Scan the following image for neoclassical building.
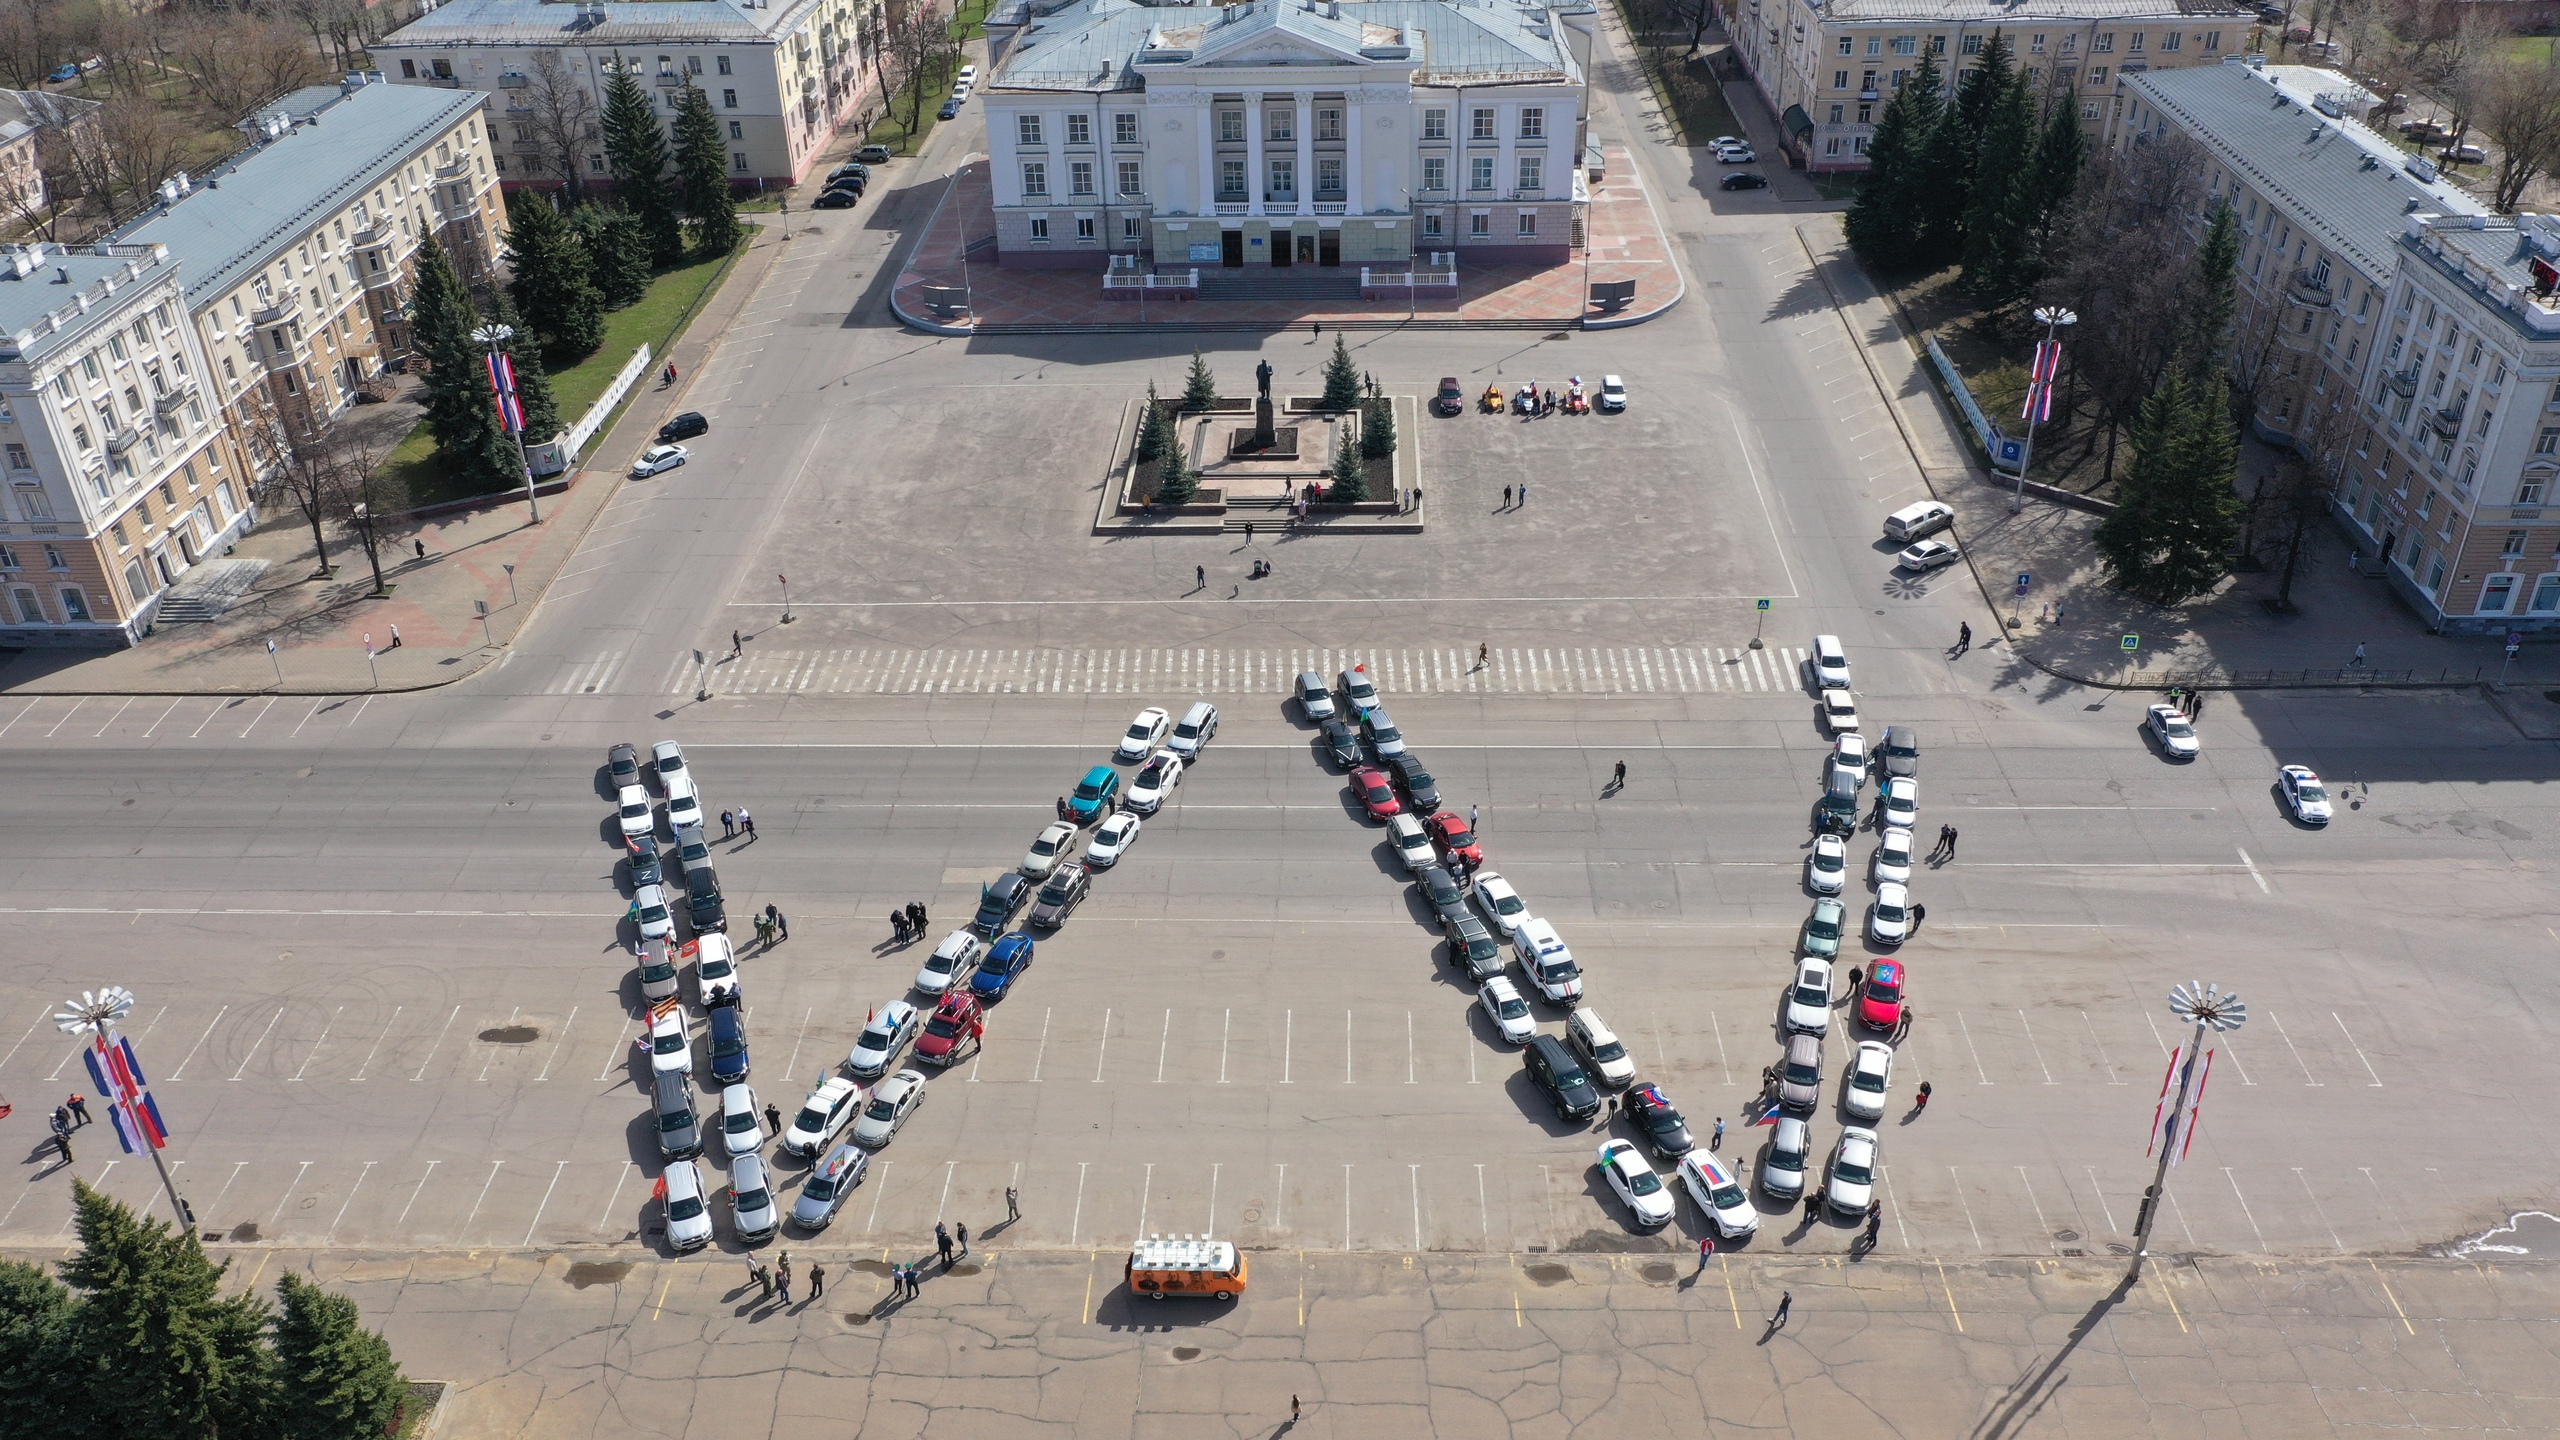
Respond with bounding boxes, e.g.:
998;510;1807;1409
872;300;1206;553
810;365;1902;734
982;0;1596;269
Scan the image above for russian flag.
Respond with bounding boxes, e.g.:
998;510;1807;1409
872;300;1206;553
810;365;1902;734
85;1039;170;1153
486;352;525;435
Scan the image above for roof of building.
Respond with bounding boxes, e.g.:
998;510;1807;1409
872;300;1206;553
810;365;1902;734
382;0;815;47
2405;214;2560;339
992;0;1574;92
113;80;484;309
1814;0;2250;20
0;245;179;366
0;89;99;149
2124;59;2484;282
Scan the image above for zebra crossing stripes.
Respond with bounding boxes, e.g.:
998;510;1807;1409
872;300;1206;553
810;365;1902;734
606;646;1816;698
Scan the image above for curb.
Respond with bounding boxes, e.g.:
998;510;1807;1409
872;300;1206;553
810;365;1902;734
891;161;980;338
1582;143;1685;331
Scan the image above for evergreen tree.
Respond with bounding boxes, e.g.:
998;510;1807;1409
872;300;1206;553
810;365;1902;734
2180;199;2241;383
413;237;515;483
1959;71;2038;304
571;203;653;309
1319;333;1362;410
1914;97;1976;263
2096;372;2242;603
58;1180;276;1440
1844;51;1943;270
1135;381;1171;462
1181;348;1219;410
2024;88;2086;246
505;190;606;361
601;62;683;265
490;291;562;440
271;1273;407;1440
1152;422;1196;506
672;83;743;260
1323;424;1368;502
0;1258;83;1433
1361;374;1397;459
1952;30;2016;150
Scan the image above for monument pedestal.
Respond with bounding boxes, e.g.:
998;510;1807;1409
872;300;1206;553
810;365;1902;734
1226;397;1298;458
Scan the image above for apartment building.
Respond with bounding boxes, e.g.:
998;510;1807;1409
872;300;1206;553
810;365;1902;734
0;89;101;217
0;244;239;649
376;0;883;190
2120;60;2560;632
980;0;1594;270
1725;0;2252;174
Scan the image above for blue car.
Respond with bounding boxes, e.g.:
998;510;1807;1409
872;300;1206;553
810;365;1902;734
708;1005;749;1083
972;933;1035;1000
1067;765;1119;823
48;64;78;83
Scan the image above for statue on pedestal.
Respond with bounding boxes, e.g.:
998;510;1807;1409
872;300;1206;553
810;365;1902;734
1253;358;1276;445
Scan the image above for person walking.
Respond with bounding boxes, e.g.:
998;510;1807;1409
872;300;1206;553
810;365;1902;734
388;624;403;649
1006;1186;1021;1222
809;1262;825;1299
1909;902;1925;934
936;1221;955;1267
764;1101;782;1136
1770;1290;1793;1330
1941;828;1957;860
52;1104;72;1135
1502;484;1513;509
2350;641;2368;668
1932;823;1952;860
1711;1117;1725;1151
1469;804;1480;830
732;629;743;656
1698;1234;1716;1271
740;809;756;839
1195;565;1206;590
413;538;427;561
1913;1080;1932;1114
1957;621;1971;654
1864;1202;1883;1246
1518;481;1529;506
1244;522;1256;546
1477;642;1490;669
721;810;737;840
1893;1008;1914;1043
1611;759;1626;789
955;1221;970;1258
750;1257;772;1300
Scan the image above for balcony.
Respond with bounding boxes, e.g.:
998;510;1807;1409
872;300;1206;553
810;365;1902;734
436;161;470;181
1314;197;1346;214
2288;269;2333;307
103;425;142;456
427;74;461;88
497;72;529;89
2384;368;2419;397
1214;198;1249;214
152;378;197;416
250;297;299;326
1510;187;1544;200
2428;406;2465;438
1858;88;1879;101
653;73;683;87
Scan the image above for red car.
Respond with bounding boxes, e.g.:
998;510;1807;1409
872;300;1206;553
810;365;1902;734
1432;376;1464;416
1856;959;1904;1030
1426;811;1482;869
1354;768;1402;820
915;993;984;1066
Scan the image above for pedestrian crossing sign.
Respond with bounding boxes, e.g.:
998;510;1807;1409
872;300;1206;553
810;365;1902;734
1755;599;1771;612
2121;634;2140;651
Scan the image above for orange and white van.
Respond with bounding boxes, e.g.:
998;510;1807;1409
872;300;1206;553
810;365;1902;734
1126;1235;1247;1301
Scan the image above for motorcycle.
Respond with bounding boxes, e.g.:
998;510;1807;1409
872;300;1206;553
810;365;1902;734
1480;384;1505;413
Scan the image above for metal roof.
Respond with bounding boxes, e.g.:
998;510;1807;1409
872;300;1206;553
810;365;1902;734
2123;60;2484;284
381;0;812;46
115;82;485;308
0;246;178;365
1814;0;2251;21
1129;1235;1239;1270
993;0;1572;93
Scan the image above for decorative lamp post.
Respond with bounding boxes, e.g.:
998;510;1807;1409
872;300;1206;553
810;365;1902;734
2130;980;2245;1278
2012;305;2077;515
470;323;541;523
54;987;194;1231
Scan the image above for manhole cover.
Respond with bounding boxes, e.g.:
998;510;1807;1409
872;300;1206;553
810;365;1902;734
229;1222;260;1242
2055;1230;2080;1242
1523;1262;1572;1287
478;1026;540;1044
564;1261;632;1289
1639;1262;1678;1284
2107;1243;2132;1255
1242;1208;1262;1223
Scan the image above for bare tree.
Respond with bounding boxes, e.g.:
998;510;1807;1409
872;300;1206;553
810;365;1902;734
234;382;387;583
59;94;189;227
169;11;328;123
2467;51;2560;211
514;49;599;205
883;1;957;136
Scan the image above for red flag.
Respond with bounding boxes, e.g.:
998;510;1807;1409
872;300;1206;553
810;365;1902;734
652;1175;669;1202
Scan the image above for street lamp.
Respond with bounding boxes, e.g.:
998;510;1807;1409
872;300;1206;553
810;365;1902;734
54;986;194;1232
2011;305;2078;515
2129;980;2245;1278
469;323;542;524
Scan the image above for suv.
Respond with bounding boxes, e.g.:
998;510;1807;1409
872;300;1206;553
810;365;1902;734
684;863;726;933
1566;1009;1636;1088
1814;774;1858;834
1358;707;1406;761
1433;376;1464;416
1028;863;1089;928
1318;721;1361;769
653;1070;701;1159
918;928;986;995
1523;1035;1602;1121
853;144;894;164
1444;913;1504;980
1067;765;1120;823
972;875;1032;938
658;411;708;442
1167;702;1219;758
1294;671;1337;720
1776;1032;1823;1112
1385;754;1440;810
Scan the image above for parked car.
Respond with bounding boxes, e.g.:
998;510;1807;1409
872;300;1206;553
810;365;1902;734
1318;720;1361;770
937;98;960;119
608;742;642;788
631;443;689;477
692;934;740;1008
707;1004;750;1083
1720;172;1769;191
1677;1151;1759;1237
852;1068;927;1146
1598;375;1628;412
720;1082;764;1157
1567;1008;1637;1089
1116;706;1171;760
616;784;655;840
1293;672;1338;719
914;992;984;1066
1827;1127;1881;1215
1385;753;1440;810
1085;812;1141;868
1471;870;1528;937
1897;538;1960;572
2147;704;2199;759
728;1152;779;1243
972;932;1035;999
1027;863;1090;928
1844;1040;1895;1120
660;1158;713;1251
848;1000;921;1078
780;1076;862;1157
658;411;708;442
917;928;985;995
1776;1032;1824;1112
1125;752;1183;813
1808;832;1848;894
653;1070;700;1159
1067;765;1120;823
1597;1138;1675;1229
1623;1082;1695;1158
1716;145;1758;164
638;939;679;1002
1524;1034;1602;1120
811;188;861;209
853;144;894;164
1761;1114;1812;1199
971;876;1031;937
791;1142;871;1231
1021;821;1079;878
1444;912;1505;980
1337;664;1381;715
1857;958;1906;1031
2280;764;2332;824
1432;376;1465;416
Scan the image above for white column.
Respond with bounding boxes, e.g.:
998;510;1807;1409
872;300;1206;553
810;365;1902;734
1345;93;1364;213
1246;92;1266;216
1195;93;1215;213
1295;90;1314;211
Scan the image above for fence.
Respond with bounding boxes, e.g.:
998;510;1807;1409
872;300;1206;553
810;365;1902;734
1923;335;1999;454
1102;269;1199;290
2109;665;2540;691
539;343;654;475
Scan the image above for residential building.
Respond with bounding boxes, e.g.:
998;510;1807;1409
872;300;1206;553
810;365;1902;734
980;0;1594;271
0;89;101;220
1724;0;2252;173
0;243;239;649
375;0;883;190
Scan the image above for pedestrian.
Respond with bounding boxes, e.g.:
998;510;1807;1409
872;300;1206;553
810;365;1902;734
1957;621;1971;654
1477;642;1490;668
1006;1186;1021;1222
1865;1203;1883;1242
1711;1117;1725;1151
2191;691;2205;720
910;901;927;931
1771;1290;1792;1329
766;903;787;941
1909;902;1925;934
754;916;772;947
722;810;736;839
810;1262;825;1299
1245;522;1256;545
764;1102;782;1135
1502;484;1513;509
1804;1192;1822;1223
52;1105;71;1134
1914;1080;1932;1113
956;1221;970;1258
1698;1234;1716;1271
740;809;755;838
1894;1009;1913;1043
53;1131;71;1164
936;1221;955;1267
413;538;427;561
1612;759;1626;789
1056;796;1069;820
69;1094;90;1126
2350;641;2367;668
891;910;910;943
1942;828;1957;859
1933;823;1953;859
1469;803;1480;829
732;629;743;656
1312;320;1322;337
1292;1396;1301;1421
909;1263;924;1298
388;624;403;649
1196;564;1206;589
2053;600;2065;624
751;1257;772;1299
1846;965;1863;998
775;1262;792;1304
665;362;678;387
627;899;641;925
1518;481;1528;505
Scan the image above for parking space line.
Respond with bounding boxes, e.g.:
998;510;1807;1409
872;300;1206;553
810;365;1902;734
1217;1008;1231;1083
1956;1011;1993;1084
43;698;86;737
1343;1009;1353;1084
138;698;182;738
2360;1167;2415;1248
327;1161;377;1242
2235;846;2270;893
0;1001;54;1073
1133;1162;1152;1236
1406;1011;1416;1083
286;1007;341;1081
535;1007;577;1082
1153;1009;1171;1083
88;697;134;737
2332;1013;2384;1085
346;1006;399;1082
1067;1161;1086;1245
782;1006;812;1084
458;1161;503;1239
1281;1009;1293;1083
2294;1168;2346;1253
2222;1168;2269;1250
1879;1165;1914;1249
594;1009;638;1082
266;1161;314;1225
521;1161;571;1246
227;1008;284;1081
1091;1007;1112;1082
237;696;277;739
477;1007;519;1082
2265;1011;2322;1085
1948;1166;1985;1250
1029;1006;1051;1082
1475;1164;1490;1249
596;1162;634;1233
2081;1011;2125;1084
864;1160;894;1233
2017;1010;2055;1084
288;699;330;737
1410;1165;1424;1252
0;697;44;736
188;700;233;739
2015;1167;2054;1245
2082;1167;2119;1234
203;1161;249;1224
411;1005;461;1082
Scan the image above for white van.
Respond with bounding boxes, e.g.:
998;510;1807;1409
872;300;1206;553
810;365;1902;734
1511;918;1583;1003
1883;500;1954;543
1167;701;1219;758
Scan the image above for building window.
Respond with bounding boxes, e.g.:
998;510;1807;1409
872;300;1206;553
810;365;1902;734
732;152;747;172
1219;159;1245;198
3;444;24;470
1029;216;1048;239
400;58;416;77
2088;68;2108;86
1068;113;1092;145
1317;157;1342;197
1469;211;1490;236
2129;31;2146;51
2030;33;2047;52
1826;137;1843;156
2160;30;2181;50
2506;530;2531;556
44;544;65;569
2096;33;2116;52
717;55;731;74
723;88;738;108
686;55;703;73
1470;156;1494;191
1893;36;1916;54
1424;212;1442;237
58;587;86;622
1829;104;1844;124
1517;157;1541;192
1857;103;1873;123
591;155;607;173
1019;115;1044;146
729;121;743;139
1123;215;1141;241
1266;109;1290;142
1423;156;1446;191
1023;162;1048;195
2481;573;2518;613
1962;34;1982;54
1219;110;1244;143
1517;212;1535;236
1835;71;1850;89
1115;112;1139;144
2522;480;2548;504
1070;161;1094;196
2536;575;2560;611
1077;216;1096;240
1269;158;1295;197
1471;108;1495;140
1117;160;1142;195
1867;37;1883;55
1423;109;1447;140
1519;107;1544;139
1317;108;1343;141
1837;36;1853;55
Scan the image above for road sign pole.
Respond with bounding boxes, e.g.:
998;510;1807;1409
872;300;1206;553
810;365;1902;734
1750;598;1769;649
780;573;793;625
504;563;519;608
265;636;283;686
476;598;493;648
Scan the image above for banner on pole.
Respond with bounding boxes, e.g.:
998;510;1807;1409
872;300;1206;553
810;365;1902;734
485;352;526;436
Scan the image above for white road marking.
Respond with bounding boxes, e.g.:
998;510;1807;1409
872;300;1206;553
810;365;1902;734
458;1161;504;1240
1133;1162;1152;1237
43;698;85;737
536;1006;577;1081
2265;1010;2323;1086
227;1008;285;1081
2224;1168;2270;1250
1956;1010;1993;1084
1030;1006;1051;1082
327;1161;377;1242
348;1005;399;1082
267;1161;314;1224
410;1005;462;1082
89;697;134;737
2081;1011;2126;1084
1066;1160;1086;1246
2333;1013;2384;1086
2017;1009;2056;1085
2235;846;2269;893
1948;1165;1985;1250
286;1006;342;1081
595;1162;635;1232
1091;1007;1112;1082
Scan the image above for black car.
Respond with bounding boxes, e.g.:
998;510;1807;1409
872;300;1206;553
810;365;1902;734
822;175;864;197
658;412;708;442
627;834;664;889
608;742;642;787
829;161;870;182
1524;1035;1601;1121
675;824;711;871
1720;172;1769;192
1385;753;1440;810
1879;724;1919;779
1415;864;1469;927
973;873;1031;937
811;189;861;209
1028;865;1088;928
1318;720;1360;770
684;865;726;932
938;98;960;119
1432;376;1464;416
1444;913;1503;980
1623;1082;1695;1158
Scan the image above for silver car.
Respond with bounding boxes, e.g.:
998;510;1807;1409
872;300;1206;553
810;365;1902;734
1294;671;1337;720
848;1000;921;1078
791;1142;872;1231
729;1152;778;1243
1777;1032;1824;1111
852;1068;927;1147
1760;1114;1811;1200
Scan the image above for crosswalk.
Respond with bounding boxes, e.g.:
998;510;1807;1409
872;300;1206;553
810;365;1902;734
588;646;1821;699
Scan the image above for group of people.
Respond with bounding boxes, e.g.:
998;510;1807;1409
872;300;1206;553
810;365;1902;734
44;1093;91;1161
886;899;931;944
752;903;789;947
1509;378;1589;416
743;1250;815;1303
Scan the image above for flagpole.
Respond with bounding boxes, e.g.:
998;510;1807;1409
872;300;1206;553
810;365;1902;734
55;988;194;1232
472;324;541;524
2130;982;2244;1281
2013;306;2078;515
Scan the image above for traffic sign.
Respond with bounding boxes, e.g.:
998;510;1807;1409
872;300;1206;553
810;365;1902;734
2509;631;2525;647
1995;436;2026;468
1755;598;1771;612
2121;634;2140;652
2015;572;2031;596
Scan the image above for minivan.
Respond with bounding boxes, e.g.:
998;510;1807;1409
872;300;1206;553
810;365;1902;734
1167;702;1218;758
1882;500;1954;544
1524;1035;1602;1120
1511;918;1582;1004
653;1070;701;1158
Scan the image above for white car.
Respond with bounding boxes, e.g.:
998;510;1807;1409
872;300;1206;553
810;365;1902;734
1811;634;1852;689
1808;832;1848;894
955;63;978;85
1387;813;1436;872
1022;821;1079;878
1597;1139;1675;1229
1567;1008;1637;1088
1478;976;1536;1046
728;1151;778;1243
633;882;674;941
1085;811;1141;867
660;1157;712;1251
847;1000;920;1079
1761;1114;1812;1199
720;1082;764;1157
1821;688;1860;735
2148;704;2199;760
2280;764;2331;824
1125;751;1183;814
1873;827;1914;885
664;789;704;836
1869;882;1912;945
1785;957;1834;1035
616;784;655;839
652;740;695;798
1677;1152;1760;1237
1115;707;1171;761
915;930;984;998
1715;145;1758;164
1876;775;1918;831
1827;1126;1880;1216
630;443;689;478
1598;374;1628;412
692;934;740;1008
781;1075;863;1156
1897;538;1961;572
1471;870;1529;938
1844;1040;1894;1120
1829;732;1869;788
647;1007;691;1076
852;1068;927;1147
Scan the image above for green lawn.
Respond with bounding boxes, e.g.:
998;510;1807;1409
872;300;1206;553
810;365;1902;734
2499;35;2558;65
384;239;748;510
860;0;997;156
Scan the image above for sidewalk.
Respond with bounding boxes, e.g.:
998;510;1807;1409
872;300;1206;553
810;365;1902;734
1799;219;2560;692
891;145;1682;332
0;219;792;698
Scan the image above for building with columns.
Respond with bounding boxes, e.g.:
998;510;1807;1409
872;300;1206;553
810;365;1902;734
982;0;1594;270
